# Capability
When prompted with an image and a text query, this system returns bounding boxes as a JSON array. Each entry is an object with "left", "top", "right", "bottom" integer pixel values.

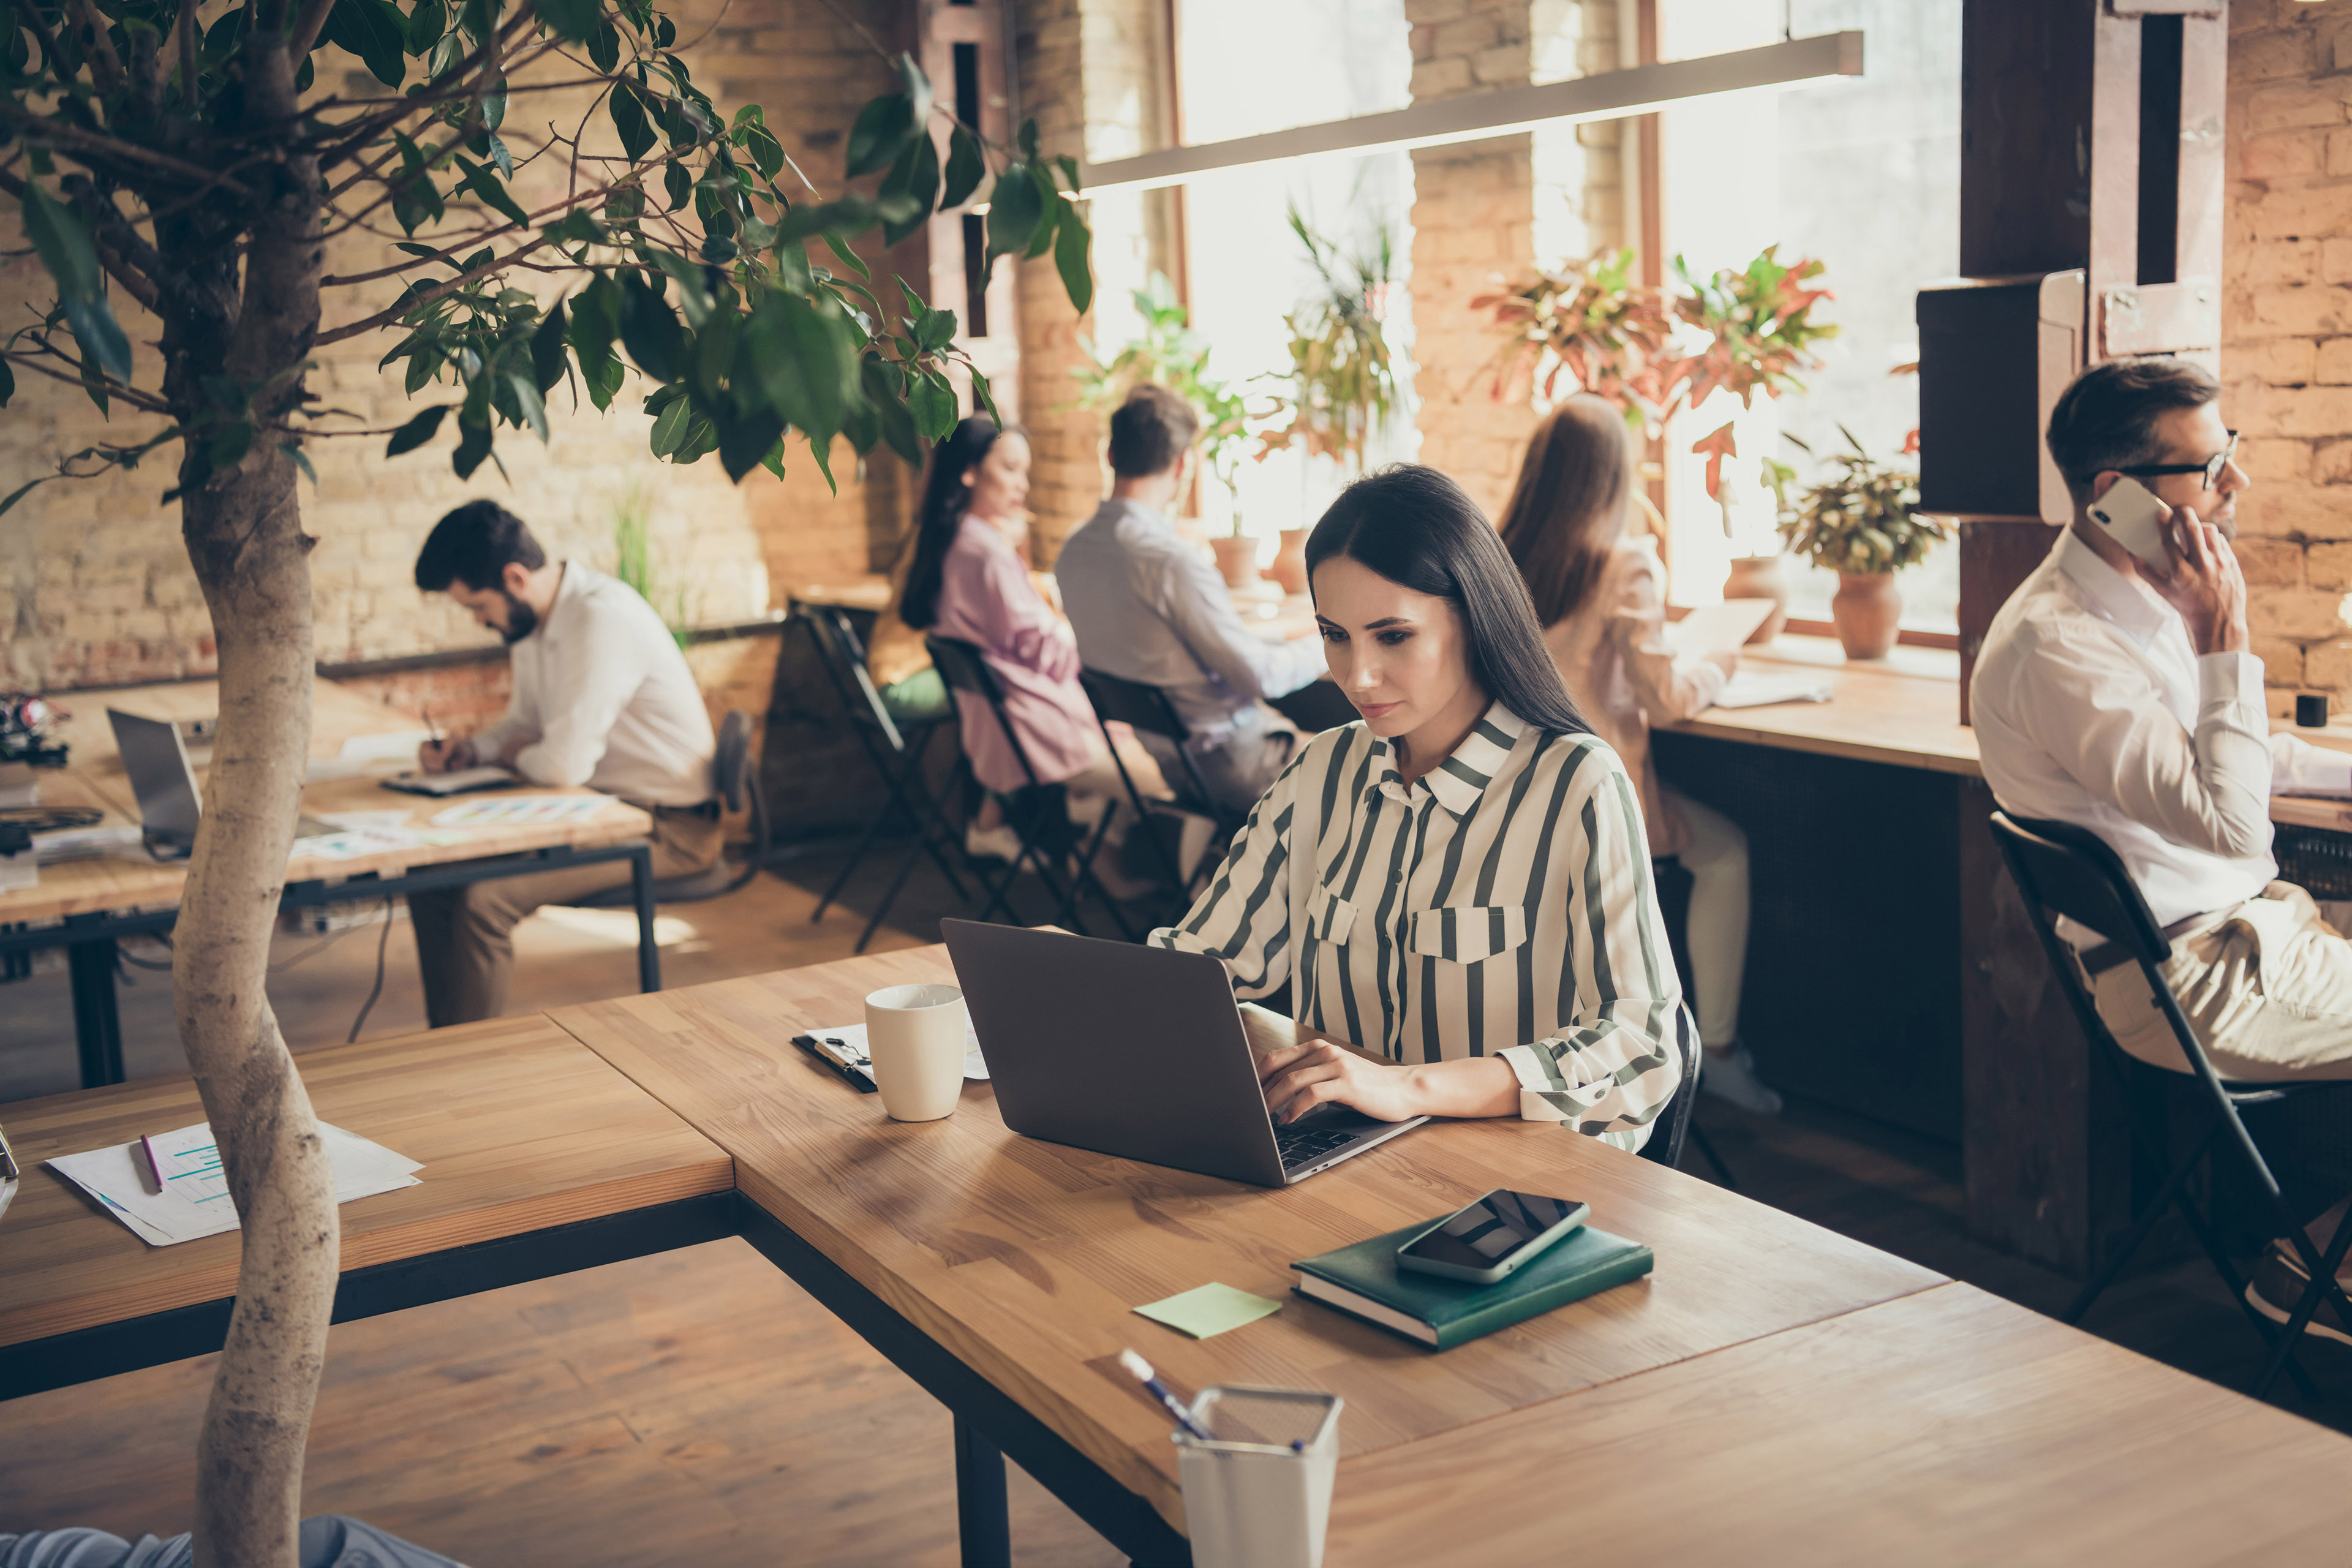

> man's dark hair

[
  {"left": 414, "top": 500, "right": 548, "bottom": 592},
  {"left": 1107, "top": 383, "right": 1202, "bottom": 478},
  {"left": 2046, "top": 357, "right": 2220, "bottom": 497}
]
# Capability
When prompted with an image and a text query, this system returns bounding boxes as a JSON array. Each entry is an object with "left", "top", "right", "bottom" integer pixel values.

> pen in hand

[{"left": 1118, "top": 1348, "right": 1215, "bottom": 1441}]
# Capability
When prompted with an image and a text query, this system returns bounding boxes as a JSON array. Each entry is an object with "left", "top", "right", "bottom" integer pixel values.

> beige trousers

[
  {"left": 1661, "top": 786, "right": 1749, "bottom": 1050},
  {"left": 409, "top": 805, "right": 725, "bottom": 1028},
  {"left": 2090, "top": 881, "right": 2352, "bottom": 1082}
]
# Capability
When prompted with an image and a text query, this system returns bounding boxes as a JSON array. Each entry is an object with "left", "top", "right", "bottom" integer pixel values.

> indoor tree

[{"left": 0, "top": 1, "right": 1090, "bottom": 1559}]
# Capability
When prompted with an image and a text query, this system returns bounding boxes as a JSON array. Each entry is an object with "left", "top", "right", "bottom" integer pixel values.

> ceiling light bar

[{"left": 1074, "top": 31, "right": 1863, "bottom": 198}]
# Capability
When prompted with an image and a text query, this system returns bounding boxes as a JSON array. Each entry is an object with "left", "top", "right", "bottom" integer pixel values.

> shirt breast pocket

[
  {"left": 1404, "top": 905, "right": 1529, "bottom": 965},
  {"left": 1308, "top": 885, "right": 1359, "bottom": 944}
]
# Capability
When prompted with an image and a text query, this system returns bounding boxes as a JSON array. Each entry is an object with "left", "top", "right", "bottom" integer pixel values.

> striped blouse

[{"left": 1150, "top": 705, "right": 1692, "bottom": 1153}]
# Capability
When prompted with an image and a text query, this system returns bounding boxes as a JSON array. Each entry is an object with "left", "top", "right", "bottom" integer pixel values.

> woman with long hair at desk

[
  {"left": 1151, "top": 465, "right": 1691, "bottom": 1152},
  {"left": 1496, "top": 395, "right": 1778, "bottom": 1115}
]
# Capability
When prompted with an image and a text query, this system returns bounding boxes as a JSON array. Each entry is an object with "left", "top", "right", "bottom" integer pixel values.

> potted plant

[
  {"left": 1074, "top": 274, "right": 1263, "bottom": 585},
  {"left": 1773, "top": 429, "right": 1947, "bottom": 660},
  {"left": 1257, "top": 207, "right": 1405, "bottom": 594}
]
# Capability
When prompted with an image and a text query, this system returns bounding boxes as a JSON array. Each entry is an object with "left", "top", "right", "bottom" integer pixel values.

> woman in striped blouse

[{"left": 1151, "top": 466, "right": 1692, "bottom": 1153}]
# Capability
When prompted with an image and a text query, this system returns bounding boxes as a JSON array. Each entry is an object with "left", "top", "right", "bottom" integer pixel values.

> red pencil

[{"left": 138, "top": 1133, "right": 166, "bottom": 1194}]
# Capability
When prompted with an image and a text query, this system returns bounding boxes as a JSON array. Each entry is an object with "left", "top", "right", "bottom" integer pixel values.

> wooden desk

[
  {"left": 0, "top": 1015, "right": 735, "bottom": 1398},
  {"left": 1325, "top": 1282, "right": 2352, "bottom": 1567},
  {"left": 548, "top": 948, "right": 1947, "bottom": 1561},
  {"left": 5, "top": 680, "right": 660, "bottom": 1089}
]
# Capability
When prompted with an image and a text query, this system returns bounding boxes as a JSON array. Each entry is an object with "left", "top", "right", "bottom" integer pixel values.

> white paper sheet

[
  {"left": 806, "top": 1022, "right": 990, "bottom": 1082},
  {"left": 1664, "top": 598, "right": 1778, "bottom": 657},
  {"left": 431, "top": 796, "right": 609, "bottom": 827},
  {"left": 47, "top": 1121, "right": 423, "bottom": 1247},
  {"left": 1712, "top": 671, "right": 1834, "bottom": 709},
  {"left": 290, "top": 825, "right": 425, "bottom": 861}
]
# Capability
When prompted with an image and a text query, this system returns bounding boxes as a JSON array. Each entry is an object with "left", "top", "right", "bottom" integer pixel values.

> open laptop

[
  {"left": 108, "top": 710, "right": 334, "bottom": 854},
  {"left": 941, "top": 919, "right": 1427, "bottom": 1186}
]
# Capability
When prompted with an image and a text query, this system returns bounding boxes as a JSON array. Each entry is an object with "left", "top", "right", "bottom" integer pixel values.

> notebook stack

[{"left": 1291, "top": 1219, "right": 1653, "bottom": 1349}]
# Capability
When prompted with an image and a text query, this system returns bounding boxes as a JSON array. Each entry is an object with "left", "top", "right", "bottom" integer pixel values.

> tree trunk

[{"left": 173, "top": 23, "right": 334, "bottom": 1568}]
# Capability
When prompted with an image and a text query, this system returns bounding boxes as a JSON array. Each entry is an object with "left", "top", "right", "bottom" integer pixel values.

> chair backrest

[
  {"left": 711, "top": 710, "right": 751, "bottom": 813},
  {"left": 797, "top": 603, "right": 908, "bottom": 753},
  {"left": 1077, "top": 667, "right": 1191, "bottom": 746},
  {"left": 1987, "top": 812, "right": 2172, "bottom": 965},
  {"left": 1636, "top": 1022, "right": 1698, "bottom": 1171},
  {"left": 925, "top": 635, "right": 1043, "bottom": 790}
]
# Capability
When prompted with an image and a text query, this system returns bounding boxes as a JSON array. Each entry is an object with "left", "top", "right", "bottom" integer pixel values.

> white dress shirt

[
  {"left": 470, "top": 562, "right": 717, "bottom": 807},
  {"left": 1054, "top": 499, "right": 1327, "bottom": 747},
  {"left": 1971, "top": 529, "right": 2352, "bottom": 929}
]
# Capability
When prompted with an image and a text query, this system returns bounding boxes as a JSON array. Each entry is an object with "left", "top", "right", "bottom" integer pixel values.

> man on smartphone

[
  {"left": 407, "top": 500, "right": 722, "bottom": 1027},
  {"left": 1973, "top": 357, "right": 2352, "bottom": 1343}
]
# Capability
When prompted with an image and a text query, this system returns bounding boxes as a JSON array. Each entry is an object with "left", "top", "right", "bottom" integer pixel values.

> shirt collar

[
  {"left": 1367, "top": 704, "right": 1528, "bottom": 818},
  {"left": 2055, "top": 527, "right": 2171, "bottom": 647}
]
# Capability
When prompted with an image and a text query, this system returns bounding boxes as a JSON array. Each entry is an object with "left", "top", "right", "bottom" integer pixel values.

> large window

[
  {"left": 1174, "top": 0, "right": 1417, "bottom": 554},
  {"left": 1657, "top": 0, "right": 1962, "bottom": 631}
]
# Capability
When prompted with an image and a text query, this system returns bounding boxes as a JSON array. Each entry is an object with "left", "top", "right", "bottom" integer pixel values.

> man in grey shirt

[{"left": 1056, "top": 385, "right": 1329, "bottom": 812}]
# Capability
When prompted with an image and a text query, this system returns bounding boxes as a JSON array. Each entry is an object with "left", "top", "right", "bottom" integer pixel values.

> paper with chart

[
  {"left": 431, "top": 795, "right": 609, "bottom": 828},
  {"left": 47, "top": 1121, "right": 422, "bottom": 1247},
  {"left": 806, "top": 1022, "right": 990, "bottom": 1083}
]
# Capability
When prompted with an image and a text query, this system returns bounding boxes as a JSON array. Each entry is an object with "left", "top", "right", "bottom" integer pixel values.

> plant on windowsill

[
  {"left": 1770, "top": 430, "right": 1948, "bottom": 660},
  {"left": 1257, "top": 206, "right": 1405, "bottom": 594},
  {"left": 1072, "top": 273, "right": 1264, "bottom": 585}
]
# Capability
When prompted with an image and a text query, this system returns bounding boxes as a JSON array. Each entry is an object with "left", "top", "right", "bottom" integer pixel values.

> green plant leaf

[
  {"left": 587, "top": 19, "right": 620, "bottom": 70},
  {"left": 20, "top": 184, "right": 102, "bottom": 301},
  {"left": 845, "top": 92, "right": 916, "bottom": 179},
  {"left": 663, "top": 158, "right": 692, "bottom": 213},
  {"left": 775, "top": 197, "right": 876, "bottom": 246},
  {"left": 941, "top": 125, "right": 984, "bottom": 209},
  {"left": 386, "top": 403, "right": 450, "bottom": 456},
  {"left": 0, "top": 358, "right": 13, "bottom": 409},
  {"left": 405, "top": 0, "right": 446, "bottom": 53},
  {"left": 1022, "top": 165, "right": 1060, "bottom": 260},
  {"left": 618, "top": 273, "right": 685, "bottom": 380},
  {"left": 880, "top": 132, "right": 938, "bottom": 247},
  {"left": 452, "top": 416, "right": 493, "bottom": 478},
  {"left": 609, "top": 80, "right": 657, "bottom": 162},
  {"left": 507, "top": 370, "right": 549, "bottom": 441},
  {"left": 532, "top": 301, "right": 570, "bottom": 391},
  {"left": 455, "top": 157, "right": 531, "bottom": 227},
  {"left": 281, "top": 443, "right": 319, "bottom": 485},
  {"left": 207, "top": 421, "right": 252, "bottom": 472},
  {"left": 64, "top": 296, "right": 134, "bottom": 383},
  {"left": 748, "top": 289, "right": 849, "bottom": 444},
  {"left": 1054, "top": 197, "right": 1091, "bottom": 318},
  {"left": 908, "top": 371, "right": 956, "bottom": 440},
  {"left": 324, "top": 0, "right": 406, "bottom": 85},
  {"left": 985, "top": 164, "right": 1042, "bottom": 259},
  {"left": 535, "top": 0, "right": 598, "bottom": 42}
]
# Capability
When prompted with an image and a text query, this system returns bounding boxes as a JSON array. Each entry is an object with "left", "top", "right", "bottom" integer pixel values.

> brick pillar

[{"left": 1407, "top": 0, "right": 1622, "bottom": 521}]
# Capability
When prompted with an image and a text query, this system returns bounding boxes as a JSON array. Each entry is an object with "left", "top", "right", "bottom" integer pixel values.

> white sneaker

[
  {"left": 965, "top": 822, "right": 1025, "bottom": 862},
  {"left": 1699, "top": 1042, "right": 1783, "bottom": 1117}
]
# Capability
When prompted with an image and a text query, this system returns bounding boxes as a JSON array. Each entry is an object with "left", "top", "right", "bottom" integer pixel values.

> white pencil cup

[
  {"left": 1174, "top": 1385, "right": 1343, "bottom": 1568},
  {"left": 863, "top": 982, "right": 967, "bottom": 1122}
]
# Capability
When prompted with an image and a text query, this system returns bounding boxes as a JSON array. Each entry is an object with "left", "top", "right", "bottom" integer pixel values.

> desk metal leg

[
  {"left": 67, "top": 938, "right": 126, "bottom": 1088},
  {"left": 954, "top": 1415, "right": 1012, "bottom": 1568},
  {"left": 629, "top": 844, "right": 662, "bottom": 993}
]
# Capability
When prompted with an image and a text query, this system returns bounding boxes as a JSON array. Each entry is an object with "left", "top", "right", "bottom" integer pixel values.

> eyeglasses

[{"left": 2118, "top": 430, "right": 2239, "bottom": 491}]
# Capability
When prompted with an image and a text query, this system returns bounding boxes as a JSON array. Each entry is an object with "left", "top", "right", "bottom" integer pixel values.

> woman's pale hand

[
  {"left": 1259, "top": 1040, "right": 1426, "bottom": 1124},
  {"left": 1703, "top": 646, "right": 1740, "bottom": 678}
]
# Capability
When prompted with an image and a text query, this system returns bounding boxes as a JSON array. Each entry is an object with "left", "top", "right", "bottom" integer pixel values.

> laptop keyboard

[{"left": 1275, "top": 1124, "right": 1363, "bottom": 1168}]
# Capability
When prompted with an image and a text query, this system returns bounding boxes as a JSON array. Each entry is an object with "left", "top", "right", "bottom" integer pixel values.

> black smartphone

[{"left": 1396, "top": 1190, "right": 1590, "bottom": 1284}]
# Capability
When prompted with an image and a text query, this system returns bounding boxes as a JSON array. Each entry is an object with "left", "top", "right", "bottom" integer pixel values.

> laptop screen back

[{"left": 108, "top": 709, "right": 203, "bottom": 842}]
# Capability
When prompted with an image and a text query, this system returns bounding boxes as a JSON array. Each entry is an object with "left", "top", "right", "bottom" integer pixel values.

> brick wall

[
  {"left": 2226, "top": 0, "right": 2352, "bottom": 711},
  {"left": 0, "top": 0, "right": 914, "bottom": 694},
  {"left": 1406, "top": 0, "right": 1621, "bottom": 522}
]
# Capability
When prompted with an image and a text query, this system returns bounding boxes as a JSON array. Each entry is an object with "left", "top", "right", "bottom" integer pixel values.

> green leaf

[
  {"left": 760, "top": 439, "right": 788, "bottom": 481},
  {"left": 455, "top": 156, "right": 531, "bottom": 227},
  {"left": 941, "top": 126, "right": 984, "bottom": 209},
  {"left": 535, "top": 0, "right": 598, "bottom": 42},
  {"left": 281, "top": 443, "right": 319, "bottom": 485},
  {"left": 968, "top": 366, "right": 996, "bottom": 426},
  {"left": 663, "top": 159, "right": 691, "bottom": 213},
  {"left": 20, "top": 184, "right": 102, "bottom": 301},
  {"left": 453, "top": 417, "right": 494, "bottom": 478},
  {"left": 807, "top": 431, "right": 837, "bottom": 493},
  {"left": 881, "top": 132, "right": 938, "bottom": 247},
  {"left": 774, "top": 197, "right": 876, "bottom": 246},
  {"left": 1022, "top": 166, "right": 1060, "bottom": 260},
  {"left": 386, "top": 403, "right": 450, "bottom": 456},
  {"left": 0, "top": 358, "right": 13, "bottom": 409},
  {"left": 1054, "top": 196, "right": 1092, "bottom": 317},
  {"left": 207, "top": 421, "right": 252, "bottom": 472},
  {"left": 742, "top": 123, "right": 784, "bottom": 181},
  {"left": 484, "top": 131, "right": 514, "bottom": 179},
  {"left": 647, "top": 251, "right": 713, "bottom": 326},
  {"left": 325, "top": 0, "right": 406, "bottom": 86},
  {"left": 587, "top": 20, "right": 620, "bottom": 71},
  {"left": 895, "top": 53, "right": 934, "bottom": 123},
  {"left": 1017, "top": 118, "right": 1040, "bottom": 161},
  {"left": 985, "top": 164, "right": 1043, "bottom": 260},
  {"left": 618, "top": 273, "right": 685, "bottom": 380},
  {"left": 845, "top": 92, "right": 916, "bottom": 179},
  {"left": 908, "top": 371, "right": 956, "bottom": 441},
  {"left": 64, "top": 296, "right": 134, "bottom": 384},
  {"left": 818, "top": 233, "right": 870, "bottom": 281},
  {"left": 747, "top": 289, "right": 852, "bottom": 445},
  {"left": 609, "top": 80, "right": 657, "bottom": 162},
  {"left": 649, "top": 390, "right": 693, "bottom": 456},
  {"left": 717, "top": 404, "right": 787, "bottom": 482},
  {"left": 507, "top": 371, "right": 549, "bottom": 441},
  {"left": 405, "top": 0, "right": 447, "bottom": 55},
  {"left": 0, "top": 477, "right": 52, "bottom": 518},
  {"left": 532, "top": 301, "right": 570, "bottom": 391}
]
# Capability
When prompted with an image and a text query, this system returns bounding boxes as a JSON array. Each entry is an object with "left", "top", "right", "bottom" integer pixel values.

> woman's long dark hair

[
  {"left": 1495, "top": 395, "right": 1634, "bottom": 627},
  {"left": 899, "top": 416, "right": 1008, "bottom": 630},
  {"left": 1305, "top": 464, "right": 1591, "bottom": 737}
]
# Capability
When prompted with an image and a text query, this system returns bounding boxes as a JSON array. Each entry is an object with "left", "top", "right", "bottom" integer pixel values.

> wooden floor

[{"left": 5, "top": 846, "right": 2350, "bottom": 1561}]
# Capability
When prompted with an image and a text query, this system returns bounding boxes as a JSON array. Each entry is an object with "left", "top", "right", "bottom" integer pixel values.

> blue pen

[{"left": 1117, "top": 1349, "right": 1216, "bottom": 1442}]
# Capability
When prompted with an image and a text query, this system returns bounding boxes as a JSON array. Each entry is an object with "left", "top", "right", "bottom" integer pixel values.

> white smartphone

[{"left": 2086, "top": 476, "right": 2177, "bottom": 572}]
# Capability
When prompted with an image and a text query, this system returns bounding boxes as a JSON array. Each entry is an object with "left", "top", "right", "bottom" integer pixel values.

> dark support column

[
  {"left": 67, "top": 938, "right": 124, "bottom": 1088},
  {"left": 954, "top": 1414, "right": 1012, "bottom": 1568},
  {"left": 629, "top": 843, "right": 662, "bottom": 994}
]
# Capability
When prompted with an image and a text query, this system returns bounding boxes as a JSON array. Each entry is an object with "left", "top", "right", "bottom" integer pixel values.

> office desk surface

[
  {"left": 549, "top": 948, "right": 1945, "bottom": 1536},
  {"left": 1325, "top": 1282, "right": 2352, "bottom": 1567},
  {"left": 0, "top": 1016, "right": 733, "bottom": 1348}
]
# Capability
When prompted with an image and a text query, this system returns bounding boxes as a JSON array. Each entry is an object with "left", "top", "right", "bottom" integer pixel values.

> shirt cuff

[
  {"left": 2196, "top": 651, "right": 2264, "bottom": 712},
  {"left": 1498, "top": 1042, "right": 1607, "bottom": 1123}
]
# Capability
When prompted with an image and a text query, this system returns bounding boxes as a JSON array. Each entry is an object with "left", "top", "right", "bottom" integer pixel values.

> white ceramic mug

[{"left": 864, "top": 982, "right": 968, "bottom": 1122}]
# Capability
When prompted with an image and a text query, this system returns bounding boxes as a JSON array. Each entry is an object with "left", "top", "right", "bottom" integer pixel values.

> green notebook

[{"left": 1291, "top": 1219, "right": 1653, "bottom": 1349}]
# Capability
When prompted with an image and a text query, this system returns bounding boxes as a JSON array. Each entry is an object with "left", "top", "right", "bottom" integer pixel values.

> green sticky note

[{"left": 1134, "top": 1282, "right": 1283, "bottom": 1340}]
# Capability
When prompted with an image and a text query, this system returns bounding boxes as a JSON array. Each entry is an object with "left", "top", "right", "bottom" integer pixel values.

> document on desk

[
  {"left": 1664, "top": 598, "right": 1777, "bottom": 657},
  {"left": 47, "top": 1121, "right": 422, "bottom": 1247},
  {"left": 290, "top": 825, "right": 426, "bottom": 861},
  {"left": 431, "top": 796, "right": 609, "bottom": 827},
  {"left": 802, "top": 1022, "right": 990, "bottom": 1084},
  {"left": 1711, "top": 671, "right": 1834, "bottom": 709}
]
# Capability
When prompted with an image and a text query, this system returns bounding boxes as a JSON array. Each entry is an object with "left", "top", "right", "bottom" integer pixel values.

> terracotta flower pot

[
  {"left": 1210, "top": 534, "right": 1258, "bottom": 590},
  {"left": 1832, "top": 571, "right": 1902, "bottom": 660},
  {"left": 1721, "top": 555, "right": 1790, "bottom": 644},
  {"left": 1263, "top": 529, "right": 1310, "bottom": 595}
]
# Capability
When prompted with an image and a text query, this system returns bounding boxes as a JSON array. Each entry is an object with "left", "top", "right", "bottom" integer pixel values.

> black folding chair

[
  {"left": 572, "top": 709, "right": 767, "bottom": 905},
  {"left": 1634, "top": 1012, "right": 1701, "bottom": 1174},
  {"left": 1648, "top": 855, "right": 1736, "bottom": 1186},
  {"left": 925, "top": 635, "right": 1136, "bottom": 940},
  {"left": 1991, "top": 810, "right": 2352, "bottom": 1401},
  {"left": 1075, "top": 667, "right": 1246, "bottom": 906},
  {"left": 795, "top": 604, "right": 971, "bottom": 952}
]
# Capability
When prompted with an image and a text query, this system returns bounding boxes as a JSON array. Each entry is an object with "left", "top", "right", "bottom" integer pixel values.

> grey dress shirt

[{"left": 1054, "top": 499, "right": 1326, "bottom": 748}]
